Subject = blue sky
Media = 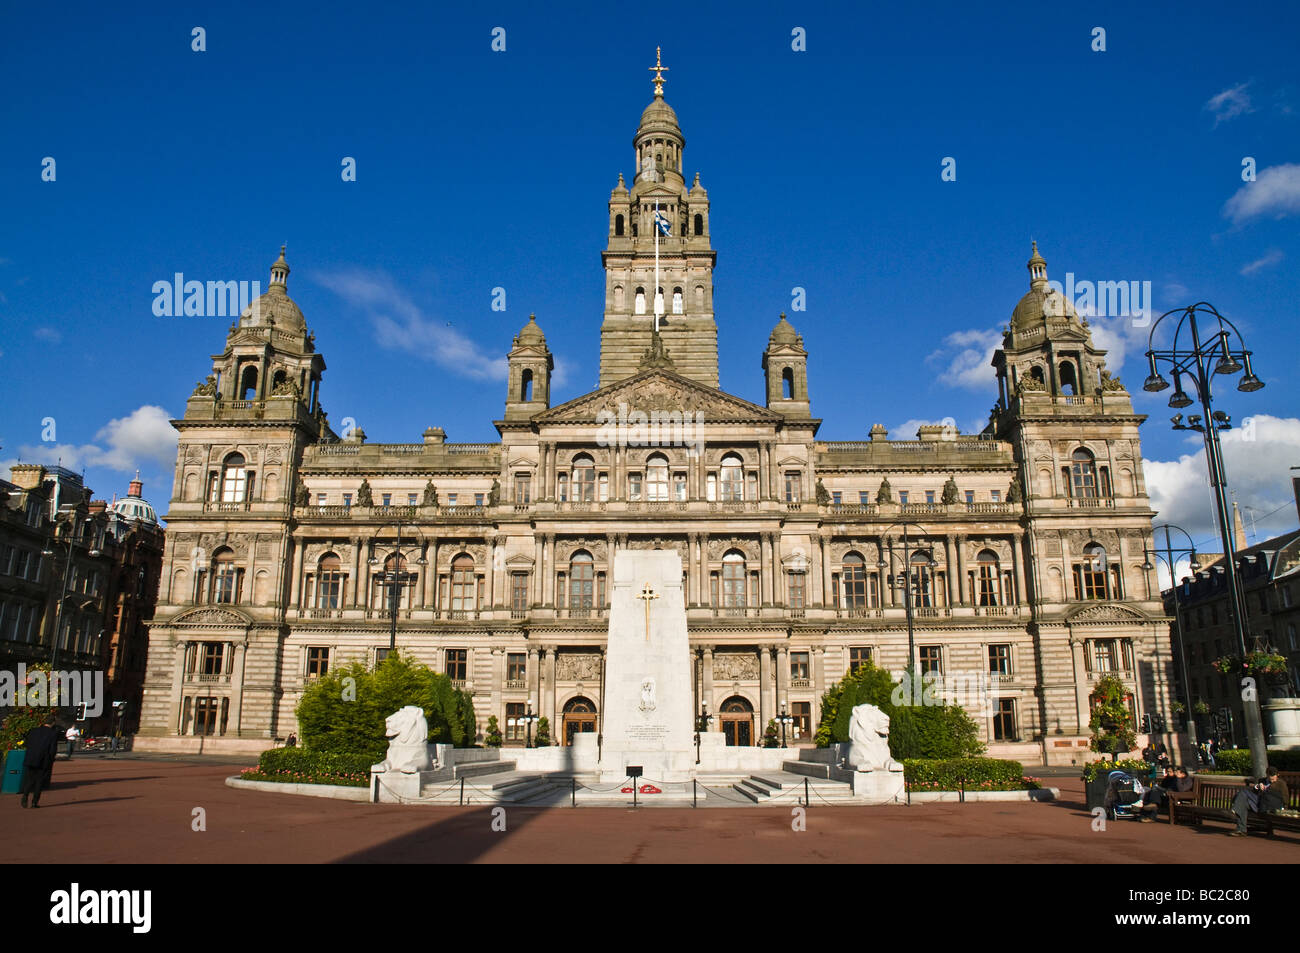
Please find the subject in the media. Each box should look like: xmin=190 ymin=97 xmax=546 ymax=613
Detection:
xmin=2 ymin=1 xmax=1298 ymax=556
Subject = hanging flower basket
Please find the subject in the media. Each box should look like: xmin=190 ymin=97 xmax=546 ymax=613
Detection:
xmin=1213 ymin=652 xmax=1289 ymax=677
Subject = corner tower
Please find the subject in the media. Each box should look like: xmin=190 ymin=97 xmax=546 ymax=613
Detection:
xmin=599 ymin=49 xmax=718 ymax=388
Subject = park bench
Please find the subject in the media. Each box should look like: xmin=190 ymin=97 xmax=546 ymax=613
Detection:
xmin=1170 ymin=772 xmax=1300 ymax=837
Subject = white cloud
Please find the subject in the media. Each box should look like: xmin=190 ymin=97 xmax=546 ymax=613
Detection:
xmin=1144 ymin=414 xmax=1300 ymax=564
xmin=1205 ymin=82 xmax=1255 ymax=125
xmin=33 ymin=327 xmax=62 ymax=344
xmin=1085 ymin=312 xmax=1151 ymax=380
xmin=925 ymin=327 xmax=1003 ymax=391
xmin=1223 ymin=163 xmax=1300 ymax=224
xmin=1240 ymin=248 xmax=1284 ymax=275
xmin=315 ymin=269 xmax=507 ymax=381
xmin=0 ymin=405 xmax=177 ymax=477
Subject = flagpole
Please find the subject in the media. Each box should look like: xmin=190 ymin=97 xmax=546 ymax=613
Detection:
xmin=653 ymin=201 xmax=661 ymax=334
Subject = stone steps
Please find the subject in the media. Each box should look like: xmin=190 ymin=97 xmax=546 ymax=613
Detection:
xmin=455 ymin=760 xmax=516 ymax=779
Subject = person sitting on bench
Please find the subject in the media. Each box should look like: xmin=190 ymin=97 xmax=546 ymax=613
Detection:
xmin=1230 ymin=766 xmax=1290 ymax=836
xmin=1139 ymin=766 xmax=1193 ymax=821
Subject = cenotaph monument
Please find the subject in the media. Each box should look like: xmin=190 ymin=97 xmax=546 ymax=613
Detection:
xmin=597 ymin=549 xmax=696 ymax=782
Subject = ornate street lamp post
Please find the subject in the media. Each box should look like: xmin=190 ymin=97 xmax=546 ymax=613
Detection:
xmin=1144 ymin=302 xmax=1267 ymax=777
xmin=777 ymin=699 xmax=795 ymax=747
xmin=876 ymin=521 xmax=935 ymax=678
xmin=1141 ymin=523 xmax=1202 ymax=761
xmin=367 ymin=521 xmax=428 ymax=654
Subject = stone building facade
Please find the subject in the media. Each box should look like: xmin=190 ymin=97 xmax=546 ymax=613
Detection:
xmin=137 ymin=70 xmax=1175 ymax=764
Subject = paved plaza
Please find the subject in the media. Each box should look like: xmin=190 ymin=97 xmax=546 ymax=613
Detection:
xmin=2 ymin=756 xmax=1295 ymax=864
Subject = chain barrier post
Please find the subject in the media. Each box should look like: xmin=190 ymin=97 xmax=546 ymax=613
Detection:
xmin=804 ymin=777 xmax=809 ymax=807
xmin=693 ymin=777 xmax=697 ymax=808
xmin=571 ymin=777 xmax=576 ymax=807
xmin=460 ymin=776 xmax=465 ymax=806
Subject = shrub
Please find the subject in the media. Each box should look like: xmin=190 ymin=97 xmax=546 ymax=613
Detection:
xmin=485 ymin=716 xmax=503 ymax=747
xmin=1081 ymin=758 xmax=1153 ymax=782
xmin=763 ymin=719 xmax=778 ymax=748
xmin=815 ymin=660 xmax=984 ymax=759
xmin=295 ymin=651 xmax=476 ymax=761
xmin=245 ymin=747 xmax=374 ymax=787
xmin=904 ymin=758 xmax=1037 ymax=790
xmin=1210 ymin=749 xmax=1300 ymax=775
xmin=534 ymin=716 xmax=552 ymax=747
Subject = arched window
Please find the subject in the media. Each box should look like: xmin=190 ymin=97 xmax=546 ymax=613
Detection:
xmin=451 ymin=554 xmax=476 ymax=611
xmin=672 ymin=287 xmax=683 ymax=314
xmin=272 ymin=369 xmax=287 ymax=393
xmin=843 ymin=553 xmax=867 ymax=609
xmin=646 ymin=453 xmax=669 ymax=501
xmin=569 ymin=551 xmax=594 ymax=610
xmin=239 ymin=365 xmax=257 ymax=400
xmin=694 ymin=213 xmax=703 ymax=236
xmin=695 ymin=285 xmax=705 ymax=308
xmin=614 ymin=214 xmax=625 ymax=237
xmin=220 ymin=453 xmax=248 ymax=503
xmin=1069 ymin=449 xmax=1098 ymax=498
xmin=211 ymin=548 xmax=241 ymax=604
xmin=373 ymin=552 xmax=413 ymax=611
xmin=1028 ymin=365 xmax=1045 ymax=387
xmin=1073 ymin=543 xmax=1109 ymax=600
xmin=520 ymin=368 xmax=533 ymax=402
xmin=782 ymin=366 xmax=794 ymax=399
xmin=571 ymin=454 xmax=595 ymax=502
xmin=315 ymin=553 xmax=345 ymax=609
xmin=910 ymin=550 xmax=935 ymax=608
xmin=720 ymin=453 xmax=744 ymax=501
xmin=634 ymin=287 xmax=646 ymax=315
xmin=654 ymin=286 xmax=665 ymax=315
xmin=1059 ymin=361 xmax=1078 ymax=395
xmin=722 ymin=551 xmax=746 ymax=608
xmin=614 ymin=285 xmax=625 ymax=310
xmin=976 ymin=549 xmax=1000 ymax=607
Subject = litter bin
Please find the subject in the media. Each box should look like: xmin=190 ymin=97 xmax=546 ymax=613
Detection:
xmin=2 ymin=748 xmax=25 ymax=794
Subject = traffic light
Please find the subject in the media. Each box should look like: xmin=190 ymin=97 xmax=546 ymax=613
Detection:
xmin=1141 ymin=713 xmax=1153 ymax=733
xmin=1151 ymin=713 xmax=1166 ymax=733
xmin=75 ymin=703 xmax=87 ymax=721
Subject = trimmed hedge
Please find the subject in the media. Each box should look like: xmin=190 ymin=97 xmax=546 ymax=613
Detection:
xmin=904 ymin=757 xmax=1038 ymax=790
xmin=244 ymin=747 xmax=374 ymax=787
xmin=1209 ymin=749 xmax=1300 ymax=775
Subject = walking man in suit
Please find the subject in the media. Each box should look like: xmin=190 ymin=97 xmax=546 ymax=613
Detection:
xmin=19 ymin=717 xmax=62 ymax=809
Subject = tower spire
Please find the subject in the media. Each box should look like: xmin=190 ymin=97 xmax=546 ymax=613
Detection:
xmin=648 ymin=46 xmax=669 ymax=98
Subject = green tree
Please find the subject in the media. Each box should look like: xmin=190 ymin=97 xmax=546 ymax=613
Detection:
xmin=534 ymin=715 xmax=552 ymax=747
xmin=0 ymin=663 xmax=61 ymax=757
xmin=763 ymin=719 xmax=779 ymax=748
xmin=295 ymin=651 xmax=476 ymax=761
xmin=485 ymin=716 xmax=503 ymax=747
xmin=1088 ymin=674 xmax=1137 ymax=761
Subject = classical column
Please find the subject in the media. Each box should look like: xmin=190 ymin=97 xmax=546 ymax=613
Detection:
xmin=702 ymin=644 xmax=715 ymax=713
xmin=1011 ymin=533 xmax=1027 ymax=605
xmin=169 ymin=639 xmax=189 ymax=734
xmin=759 ymin=646 xmax=773 ymax=730
xmin=544 ymin=646 xmax=558 ymax=724
xmin=945 ymin=535 xmax=959 ymax=607
xmin=819 ymin=534 xmax=831 ymax=608
xmin=424 ymin=537 xmax=439 ymax=608
xmin=229 ymin=640 xmax=247 ymax=736
xmin=527 ymin=646 xmax=540 ymax=706
xmin=533 ymin=534 xmax=544 ymax=605
xmin=287 ymin=537 xmax=305 ymax=610
xmin=766 ymin=533 xmax=779 ymax=606
xmin=777 ymin=644 xmax=790 ymax=701
xmin=490 ymin=647 xmax=504 ymax=717
xmin=883 ymin=537 xmax=896 ymax=607
xmin=351 ymin=536 xmax=363 ymax=607
xmin=544 ymin=534 xmax=556 ymax=606
xmin=813 ymin=645 xmax=825 ymax=695
xmin=758 ymin=443 xmax=770 ymax=499
xmin=486 ymin=534 xmax=498 ymax=609
xmin=956 ymin=534 xmax=969 ymax=606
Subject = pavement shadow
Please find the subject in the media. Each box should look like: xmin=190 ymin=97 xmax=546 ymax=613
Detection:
xmin=335 ymin=805 xmax=554 ymax=863
xmin=48 ymin=776 xmax=164 ymax=790
xmin=31 ymin=796 xmax=138 ymax=808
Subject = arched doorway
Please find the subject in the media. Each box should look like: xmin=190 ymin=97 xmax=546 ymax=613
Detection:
xmin=563 ymin=696 xmax=598 ymax=746
xmin=719 ymin=695 xmax=754 ymax=747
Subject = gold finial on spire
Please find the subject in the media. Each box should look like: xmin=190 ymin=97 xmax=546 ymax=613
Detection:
xmin=648 ymin=46 xmax=669 ymax=97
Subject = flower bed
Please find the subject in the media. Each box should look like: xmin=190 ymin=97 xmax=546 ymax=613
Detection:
xmin=243 ymin=748 xmax=374 ymax=788
xmin=903 ymin=757 xmax=1038 ymax=790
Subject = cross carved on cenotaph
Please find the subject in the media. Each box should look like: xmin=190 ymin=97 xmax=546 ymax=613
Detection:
xmin=636 ymin=583 xmax=659 ymax=641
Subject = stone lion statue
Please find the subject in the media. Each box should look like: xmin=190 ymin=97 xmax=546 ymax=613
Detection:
xmin=848 ymin=703 xmax=903 ymax=773
xmin=371 ymin=706 xmax=431 ymax=774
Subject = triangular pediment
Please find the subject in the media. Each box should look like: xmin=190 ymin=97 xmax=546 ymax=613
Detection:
xmin=171 ymin=605 xmax=254 ymax=628
xmin=535 ymin=370 xmax=781 ymax=424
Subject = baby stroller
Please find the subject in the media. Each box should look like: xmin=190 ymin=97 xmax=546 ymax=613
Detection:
xmin=1103 ymin=770 xmax=1147 ymax=821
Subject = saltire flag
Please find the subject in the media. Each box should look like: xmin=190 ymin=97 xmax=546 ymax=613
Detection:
xmin=654 ymin=209 xmax=671 ymax=236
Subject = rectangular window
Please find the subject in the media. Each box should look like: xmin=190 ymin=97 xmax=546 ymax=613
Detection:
xmin=343 ymin=493 xmax=352 ymax=507
xmin=991 ymin=490 xmax=1001 ymax=502
xmin=925 ymin=490 xmax=936 ymax=504
xmin=557 ymin=473 xmax=568 ymax=502
xmin=783 ymin=472 xmax=802 ymax=502
xmin=200 ymin=642 xmax=225 ymax=675
xmin=988 ymin=643 xmax=1012 ymax=675
xmin=859 ymin=490 xmax=870 ymax=505
xmin=511 ymin=573 xmax=528 ymax=612
xmin=745 ymin=471 xmax=758 ymax=501
xmin=832 ymin=491 xmax=842 ymax=505
xmin=919 ymin=645 xmax=943 ymax=676
xmin=673 ymin=473 xmax=687 ymax=501
xmin=1091 ymin=639 xmax=1118 ymax=673
xmin=629 ymin=472 xmax=643 ymax=501
xmin=849 ymin=646 xmax=873 ymax=673
xmin=787 ymin=571 xmax=805 ymax=609
xmin=506 ymin=653 xmax=526 ymax=684
xmin=375 ymin=647 xmax=391 ymax=666
xmin=790 ymin=651 xmax=810 ymax=681
xmin=792 ymin=701 xmax=812 ymax=740
xmin=408 ymin=493 xmax=417 ymax=506
xmin=965 ymin=490 xmax=975 ymax=504
xmin=445 ymin=648 xmax=468 ymax=681
xmin=306 ymin=647 xmax=330 ymax=679
xmin=993 ymin=698 xmax=1017 ymax=741
xmin=446 ymin=493 xmax=457 ymax=506
xmin=316 ymin=493 xmax=327 ymax=506
xmin=473 ymin=493 xmax=484 ymax=506
xmin=382 ymin=493 xmax=392 ymax=506
xmin=514 ymin=474 xmax=531 ymax=504
xmin=898 ymin=491 xmax=909 ymax=505
xmin=506 ymin=702 xmax=526 ymax=743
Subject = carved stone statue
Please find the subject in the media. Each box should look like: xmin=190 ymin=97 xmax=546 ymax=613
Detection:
xmin=941 ymin=474 xmax=960 ymax=505
xmin=847 ymin=703 xmax=903 ymax=773
xmin=357 ymin=478 xmax=374 ymax=507
xmin=1099 ymin=369 xmax=1126 ymax=392
xmin=294 ymin=477 xmax=310 ymax=507
xmin=370 ymin=706 xmax=431 ymax=774
xmin=1016 ymin=372 xmax=1046 ymax=394
xmin=815 ymin=479 xmax=831 ymax=506
xmin=488 ymin=478 xmax=500 ymax=507
xmin=422 ymin=479 xmax=438 ymax=507
xmin=191 ymin=375 xmax=218 ymax=397
xmin=1007 ymin=476 xmax=1023 ymax=504
xmin=271 ymin=376 xmax=301 ymax=398
xmin=876 ymin=477 xmax=894 ymax=505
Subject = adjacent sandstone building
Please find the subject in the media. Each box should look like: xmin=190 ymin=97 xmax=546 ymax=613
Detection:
xmin=138 ymin=69 xmax=1174 ymax=764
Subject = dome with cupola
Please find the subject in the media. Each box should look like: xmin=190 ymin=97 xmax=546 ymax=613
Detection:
xmin=240 ymin=245 xmax=307 ymax=331
xmin=109 ymin=474 xmax=158 ymax=525
xmin=1011 ymin=241 xmax=1080 ymax=330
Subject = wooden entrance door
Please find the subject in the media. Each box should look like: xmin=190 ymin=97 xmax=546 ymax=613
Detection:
xmin=719 ymin=696 xmax=754 ymax=746
xmin=562 ymin=697 xmax=597 ymax=745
